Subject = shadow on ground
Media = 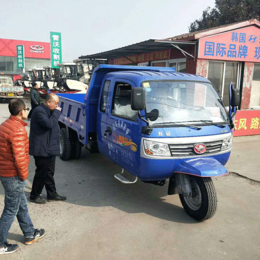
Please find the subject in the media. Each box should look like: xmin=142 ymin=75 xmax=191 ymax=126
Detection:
xmin=22 ymin=149 xmax=198 ymax=225
xmin=0 ymin=149 xmax=198 ymax=229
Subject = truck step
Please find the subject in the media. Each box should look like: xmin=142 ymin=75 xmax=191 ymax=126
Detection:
xmin=114 ymin=169 xmax=138 ymax=184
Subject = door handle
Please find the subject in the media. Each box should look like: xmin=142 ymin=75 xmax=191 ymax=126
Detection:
xmin=104 ymin=127 xmax=112 ymax=137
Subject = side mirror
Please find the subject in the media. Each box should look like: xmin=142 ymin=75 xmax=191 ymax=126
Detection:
xmin=131 ymin=88 xmax=146 ymax=111
xmin=229 ymin=83 xmax=240 ymax=107
xmin=146 ymin=109 xmax=159 ymax=121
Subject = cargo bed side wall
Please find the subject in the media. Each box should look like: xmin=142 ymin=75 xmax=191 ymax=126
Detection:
xmin=58 ymin=95 xmax=87 ymax=145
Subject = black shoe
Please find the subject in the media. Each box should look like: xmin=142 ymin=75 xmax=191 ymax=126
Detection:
xmin=25 ymin=229 xmax=45 ymax=245
xmin=0 ymin=242 xmax=18 ymax=254
xmin=30 ymin=196 xmax=47 ymax=204
xmin=47 ymin=194 xmax=67 ymax=201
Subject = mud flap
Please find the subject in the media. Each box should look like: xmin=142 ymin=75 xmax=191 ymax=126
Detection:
xmin=174 ymin=157 xmax=228 ymax=177
xmin=168 ymin=158 xmax=228 ymax=195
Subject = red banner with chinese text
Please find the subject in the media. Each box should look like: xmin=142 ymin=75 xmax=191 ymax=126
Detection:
xmin=233 ymin=110 xmax=260 ymax=136
xmin=198 ymin=26 xmax=260 ymax=62
xmin=114 ymin=49 xmax=170 ymax=65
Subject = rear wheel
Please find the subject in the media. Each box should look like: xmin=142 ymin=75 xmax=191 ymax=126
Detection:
xmin=86 ymin=141 xmax=99 ymax=153
xmin=70 ymin=139 xmax=82 ymax=159
xmin=179 ymin=176 xmax=217 ymax=221
xmin=59 ymin=128 xmax=71 ymax=161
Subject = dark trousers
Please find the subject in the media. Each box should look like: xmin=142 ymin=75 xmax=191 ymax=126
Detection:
xmin=28 ymin=103 xmax=38 ymax=119
xmin=30 ymin=156 xmax=57 ymax=199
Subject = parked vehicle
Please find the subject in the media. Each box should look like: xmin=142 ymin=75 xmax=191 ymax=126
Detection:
xmin=57 ymin=64 xmax=239 ymax=221
xmin=0 ymin=75 xmax=24 ymax=99
xmin=32 ymin=68 xmax=48 ymax=97
xmin=57 ymin=63 xmax=87 ymax=93
xmin=74 ymin=58 xmax=107 ymax=85
xmin=43 ymin=66 xmax=59 ymax=91
xmin=20 ymin=69 xmax=47 ymax=96
xmin=21 ymin=71 xmax=33 ymax=94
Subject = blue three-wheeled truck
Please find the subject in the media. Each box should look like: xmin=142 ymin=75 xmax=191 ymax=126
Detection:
xmin=57 ymin=64 xmax=239 ymax=221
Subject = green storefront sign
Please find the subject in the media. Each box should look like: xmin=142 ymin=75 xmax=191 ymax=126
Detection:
xmin=50 ymin=32 xmax=62 ymax=68
xmin=17 ymin=45 xmax=24 ymax=68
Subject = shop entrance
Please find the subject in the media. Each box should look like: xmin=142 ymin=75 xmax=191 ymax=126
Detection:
xmin=207 ymin=61 xmax=242 ymax=106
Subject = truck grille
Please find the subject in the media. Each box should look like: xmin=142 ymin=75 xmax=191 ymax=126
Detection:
xmin=169 ymin=140 xmax=223 ymax=157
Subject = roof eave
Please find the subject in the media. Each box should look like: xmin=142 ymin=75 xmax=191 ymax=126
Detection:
xmin=194 ymin=19 xmax=260 ymax=39
xmin=165 ymin=19 xmax=260 ymax=41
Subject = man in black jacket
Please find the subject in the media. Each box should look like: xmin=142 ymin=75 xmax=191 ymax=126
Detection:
xmin=29 ymin=93 xmax=66 ymax=204
xmin=28 ymin=83 xmax=40 ymax=119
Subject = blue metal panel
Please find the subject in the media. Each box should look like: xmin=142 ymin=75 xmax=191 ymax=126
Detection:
xmin=174 ymin=158 xmax=228 ymax=177
xmin=57 ymin=93 xmax=86 ymax=103
xmin=143 ymin=125 xmax=231 ymax=138
xmin=139 ymin=152 xmax=230 ymax=180
xmin=58 ymin=94 xmax=87 ymax=145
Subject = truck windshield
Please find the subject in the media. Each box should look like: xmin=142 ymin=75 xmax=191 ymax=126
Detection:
xmin=0 ymin=77 xmax=13 ymax=85
xmin=143 ymin=80 xmax=228 ymax=125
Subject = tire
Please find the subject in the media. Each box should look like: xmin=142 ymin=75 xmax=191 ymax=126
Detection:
xmin=59 ymin=128 xmax=71 ymax=161
xmin=86 ymin=142 xmax=99 ymax=153
xmin=179 ymin=176 xmax=217 ymax=221
xmin=70 ymin=139 xmax=82 ymax=159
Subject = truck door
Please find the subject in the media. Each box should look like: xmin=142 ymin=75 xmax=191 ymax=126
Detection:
xmin=97 ymin=79 xmax=111 ymax=158
xmin=105 ymin=80 xmax=140 ymax=175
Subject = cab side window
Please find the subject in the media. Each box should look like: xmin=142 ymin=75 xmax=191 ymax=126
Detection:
xmin=112 ymin=82 xmax=137 ymax=121
xmin=100 ymin=80 xmax=111 ymax=113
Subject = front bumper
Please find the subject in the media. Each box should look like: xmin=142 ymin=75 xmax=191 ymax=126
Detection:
xmin=139 ymin=151 xmax=230 ymax=180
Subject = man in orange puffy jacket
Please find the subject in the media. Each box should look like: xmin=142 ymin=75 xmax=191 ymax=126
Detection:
xmin=0 ymin=99 xmax=45 ymax=255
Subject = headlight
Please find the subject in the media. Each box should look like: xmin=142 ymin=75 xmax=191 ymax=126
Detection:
xmin=143 ymin=139 xmax=171 ymax=156
xmin=221 ymin=136 xmax=232 ymax=150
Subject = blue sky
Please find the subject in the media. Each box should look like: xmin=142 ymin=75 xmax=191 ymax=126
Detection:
xmin=0 ymin=0 xmax=215 ymax=61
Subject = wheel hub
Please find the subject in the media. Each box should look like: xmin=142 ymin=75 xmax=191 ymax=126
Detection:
xmin=59 ymin=134 xmax=64 ymax=155
xmin=183 ymin=178 xmax=202 ymax=211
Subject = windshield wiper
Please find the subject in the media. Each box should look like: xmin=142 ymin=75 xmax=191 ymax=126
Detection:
xmin=154 ymin=122 xmax=201 ymax=130
xmin=179 ymin=120 xmax=228 ymax=128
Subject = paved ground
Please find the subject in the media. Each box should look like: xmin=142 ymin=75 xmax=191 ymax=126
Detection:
xmin=226 ymin=135 xmax=260 ymax=182
xmin=0 ymin=98 xmax=259 ymax=260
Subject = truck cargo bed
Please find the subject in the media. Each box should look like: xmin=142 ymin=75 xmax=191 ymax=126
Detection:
xmin=58 ymin=93 xmax=87 ymax=144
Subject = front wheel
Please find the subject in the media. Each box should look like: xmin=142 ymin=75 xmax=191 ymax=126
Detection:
xmin=179 ymin=176 xmax=217 ymax=221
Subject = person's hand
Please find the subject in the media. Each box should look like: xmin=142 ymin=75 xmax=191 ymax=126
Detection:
xmin=55 ymin=106 xmax=62 ymax=111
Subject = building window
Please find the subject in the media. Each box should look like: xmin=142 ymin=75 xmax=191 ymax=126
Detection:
xmin=0 ymin=56 xmax=51 ymax=75
xmin=152 ymin=61 xmax=167 ymax=67
xmin=207 ymin=61 xmax=224 ymax=95
xmin=152 ymin=59 xmax=186 ymax=72
xmin=253 ymin=64 xmax=260 ymax=81
xmin=24 ymin=58 xmax=51 ymax=70
xmin=250 ymin=64 xmax=260 ymax=108
xmin=0 ymin=56 xmax=16 ymax=73
xmin=0 ymin=56 xmax=50 ymax=74
xmin=177 ymin=62 xmax=186 ymax=73
xmin=208 ymin=61 xmax=241 ymax=106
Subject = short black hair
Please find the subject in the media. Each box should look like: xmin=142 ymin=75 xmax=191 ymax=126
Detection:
xmin=32 ymin=82 xmax=37 ymax=87
xmin=8 ymin=99 xmax=26 ymax=116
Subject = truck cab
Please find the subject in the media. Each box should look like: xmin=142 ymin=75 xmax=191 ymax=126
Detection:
xmin=32 ymin=68 xmax=48 ymax=97
xmin=43 ymin=66 xmax=59 ymax=91
xmin=57 ymin=63 xmax=87 ymax=93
